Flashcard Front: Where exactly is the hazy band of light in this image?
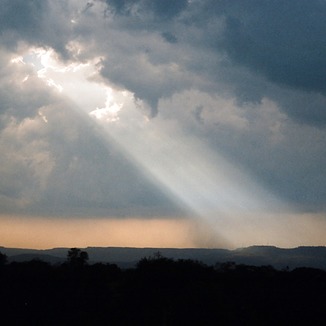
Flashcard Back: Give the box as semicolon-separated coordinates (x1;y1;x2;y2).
1;214;326;250
0;215;196;249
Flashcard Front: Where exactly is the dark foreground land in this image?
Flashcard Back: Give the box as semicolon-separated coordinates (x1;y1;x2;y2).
1;251;326;325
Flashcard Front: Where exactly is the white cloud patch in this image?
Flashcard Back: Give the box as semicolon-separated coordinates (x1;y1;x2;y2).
90;89;122;122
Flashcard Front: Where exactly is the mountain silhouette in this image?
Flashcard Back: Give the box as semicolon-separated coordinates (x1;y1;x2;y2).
2;245;326;269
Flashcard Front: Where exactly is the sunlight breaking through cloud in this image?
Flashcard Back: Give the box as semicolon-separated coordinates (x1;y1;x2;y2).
16;46;289;246
92;96;287;232
90;89;122;122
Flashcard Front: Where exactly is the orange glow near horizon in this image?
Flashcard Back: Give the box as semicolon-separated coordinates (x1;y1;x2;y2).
0;215;199;249
1;213;326;250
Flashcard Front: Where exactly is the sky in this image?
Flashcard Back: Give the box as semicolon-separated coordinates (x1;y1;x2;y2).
1;0;326;249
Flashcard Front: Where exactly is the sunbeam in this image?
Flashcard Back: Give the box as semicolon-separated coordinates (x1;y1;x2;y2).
16;46;289;246
91;92;288;242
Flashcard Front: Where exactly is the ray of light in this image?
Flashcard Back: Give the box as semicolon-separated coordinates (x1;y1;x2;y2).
16;47;289;246
91;96;288;242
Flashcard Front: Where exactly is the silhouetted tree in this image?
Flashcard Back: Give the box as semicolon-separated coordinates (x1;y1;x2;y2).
0;251;7;266
67;248;89;267
0;253;325;325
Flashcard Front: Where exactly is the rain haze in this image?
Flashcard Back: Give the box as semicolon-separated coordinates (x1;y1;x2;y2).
1;0;326;249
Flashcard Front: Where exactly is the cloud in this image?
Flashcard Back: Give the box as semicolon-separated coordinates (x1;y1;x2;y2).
0;1;47;41
217;0;326;92
0;0;73;57
105;0;189;19
207;0;326;124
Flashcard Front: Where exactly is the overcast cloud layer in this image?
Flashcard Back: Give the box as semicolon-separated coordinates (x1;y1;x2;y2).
1;0;326;220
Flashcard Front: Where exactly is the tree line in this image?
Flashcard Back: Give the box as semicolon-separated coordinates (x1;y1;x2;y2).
0;249;325;325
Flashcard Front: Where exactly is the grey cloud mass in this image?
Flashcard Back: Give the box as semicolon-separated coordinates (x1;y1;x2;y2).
1;0;326;219
218;1;326;92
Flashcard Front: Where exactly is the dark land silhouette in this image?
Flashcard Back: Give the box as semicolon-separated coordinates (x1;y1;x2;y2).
3;245;326;269
1;248;326;325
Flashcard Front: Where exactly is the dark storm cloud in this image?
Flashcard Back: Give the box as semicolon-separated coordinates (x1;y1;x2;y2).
204;0;326;124
216;0;326;92
105;0;188;19
0;0;46;33
0;0;73;58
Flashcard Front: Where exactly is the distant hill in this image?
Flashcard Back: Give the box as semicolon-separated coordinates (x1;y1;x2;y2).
7;253;64;264
1;245;326;269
